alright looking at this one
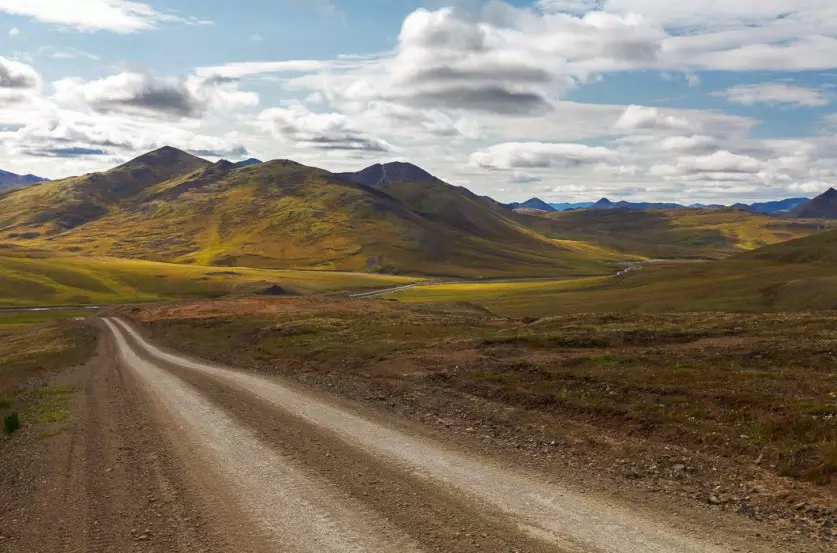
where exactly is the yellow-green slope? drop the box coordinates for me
[513,208,834,260]
[1,149,627,278]
[0,245,419,307]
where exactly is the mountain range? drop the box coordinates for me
[0,170,47,191]
[1,147,834,279]
[0,147,624,278]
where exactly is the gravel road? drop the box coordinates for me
[0,318,786,552]
[105,317,765,553]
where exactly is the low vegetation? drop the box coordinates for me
[0,243,420,307]
[3,411,19,434]
[131,297,837,487]
[514,208,835,260]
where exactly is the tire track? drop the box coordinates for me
[104,319,424,553]
[109,317,736,553]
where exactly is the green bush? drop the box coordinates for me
[3,411,20,434]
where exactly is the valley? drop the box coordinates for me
[2,147,837,552]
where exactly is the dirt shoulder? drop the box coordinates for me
[0,323,256,553]
[126,297,837,551]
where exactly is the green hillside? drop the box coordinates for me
[0,148,627,278]
[390,230,837,316]
[0,244,419,307]
[512,208,833,259]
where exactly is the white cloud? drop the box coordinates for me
[614,105,694,132]
[195,60,331,80]
[53,72,259,118]
[717,83,829,108]
[470,142,617,169]
[0,0,208,33]
[8,26,19,36]
[0,56,40,90]
[649,151,765,178]
[257,104,392,152]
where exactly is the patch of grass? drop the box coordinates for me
[25,386,74,399]
[35,428,63,440]
[0,397,10,410]
[27,387,74,425]
[592,354,634,366]
[3,411,20,434]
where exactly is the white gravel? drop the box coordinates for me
[104,319,424,553]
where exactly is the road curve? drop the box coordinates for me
[106,317,739,553]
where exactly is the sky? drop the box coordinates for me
[1,1,837,204]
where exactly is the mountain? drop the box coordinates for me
[236,158,262,167]
[591,198,685,210]
[789,188,837,219]
[746,197,809,214]
[337,162,438,188]
[501,198,556,212]
[0,148,624,278]
[550,202,594,211]
[0,170,47,191]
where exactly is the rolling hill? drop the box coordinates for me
[390,229,837,316]
[509,207,833,260]
[0,148,627,279]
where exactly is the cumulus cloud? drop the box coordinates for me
[0,0,209,33]
[649,151,765,178]
[53,72,258,118]
[0,57,40,89]
[8,26,19,36]
[470,142,617,170]
[614,105,694,132]
[717,83,830,108]
[257,105,391,152]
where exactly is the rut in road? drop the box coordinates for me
[104,319,423,553]
[108,318,734,553]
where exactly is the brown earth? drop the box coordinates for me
[1,308,835,552]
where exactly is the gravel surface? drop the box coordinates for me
[110,317,776,553]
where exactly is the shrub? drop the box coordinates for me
[3,412,20,434]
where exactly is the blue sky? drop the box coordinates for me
[0,0,836,204]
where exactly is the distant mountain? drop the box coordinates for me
[550,202,594,211]
[746,197,809,214]
[337,162,438,188]
[0,170,47,191]
[236,158,262,167]
[790,188,837,219]
[591,198,685,210]
[501,198,556,212]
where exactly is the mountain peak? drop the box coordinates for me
[127,146,205,168]
[336,161,439,188]
[790,186,837,219]
[236,158,263,167]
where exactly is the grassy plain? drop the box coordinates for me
[0,244,421,307]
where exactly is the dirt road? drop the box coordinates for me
[0,319,802,552]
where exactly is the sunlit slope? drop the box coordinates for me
[391,230,837,315]
[1,149,628,278]
[0,245,420,307]
[512,208,834,260]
